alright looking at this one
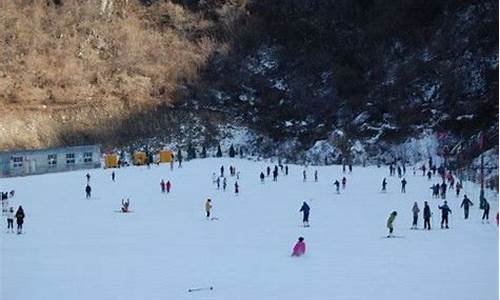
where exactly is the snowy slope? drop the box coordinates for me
[1,158,498,300]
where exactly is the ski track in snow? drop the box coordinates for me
[1,158,498,300]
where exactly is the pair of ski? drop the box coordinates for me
[188,286,213,292]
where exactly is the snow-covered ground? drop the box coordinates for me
[1,158,498,300]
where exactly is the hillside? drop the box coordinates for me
[0,1,498,169]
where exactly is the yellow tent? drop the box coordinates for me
[104,154,118,168]
[133,151,147,165]
[159,150,173,163]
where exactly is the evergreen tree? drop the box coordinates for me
[216,144,222,157]
[229,144,236,158]
[201,146,207,158]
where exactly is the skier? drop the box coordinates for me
[401,178,407,193]
[341,177,347,189]
[460,195,473,219]
[111,171,115,182]
[273,169,278,182]
[216,177,220,189]
[411,202,420,229]
[285,165,289,175]
[496,212,499,227]
[160,180,165,193]
[397,166,402,178]
[15,205,25,234]
[235,181,239,195]
[220,165,224,177]
[86,173,91,183]
[334,180,340,193]
[423,201,431,230]
[381,178,387,192]
[343,164,346,173]
[427,171,432,180]
[85,184,92,199]
[1,194,8,215]
[236,171,240,180]
[303,170,307,182]
[348,164,353,173]
[170,160,174,171]
[455,181,462,197]
[121,199,130,213]
[205,199,212,219]
[222,178,227,191]
[166,180,171,193]
[291,237,306,257]
[389,164,394,176]
[6,207,14,233]
[267,166,271,177]
[481,198,490,223]
[299,201,310,227]
[422,165,426,176]
[387,211,397,237]
[438,201,452,229]
[440,182,447,199]
[260,172,265,183]
[314,170,318,182]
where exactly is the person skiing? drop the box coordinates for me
[496,212,499,227]
[160,180,166,193]
[303,170,307,182]
[314,170,318,182]
[423,201,431,230]
[411,202,420,229]
[381,178,387,192]
[401,178,407,193]
[285,165,289,175]
[6,207,14,233]
[1,194,8,215]
[455,181,462,197]
[216,177,220,189]
[260,172,265,183]
[481,198,490,223]
[235,181,239,195]
[85,184,92,199]
[440,182,447,199]
[397,166,402,178]
[427,170,432,180]
[166,180,171,193]
[273,169,278,182]
[334,180,340,193]
[220,165,224,177]
[121,199,130,213]
[438,201,452,229]
[111,171,115,182]
[460,195,473,219]
[348,164,353,173]
[170,159,174,171]
[422,165,426,176]
[291,237,306,257]
[341,177,347,189]
[389,164,394,176]
[223,178,227,191]
[205,199,212,219]
[86,173,91,183]
[387,211,397,237]
[299,201,310,227]
[266,166,271,177]
[15,205,25,234]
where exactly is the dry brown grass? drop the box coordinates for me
[0,0,230,150]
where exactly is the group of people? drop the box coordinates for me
[160,180,172,193]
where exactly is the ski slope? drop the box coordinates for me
[1,158,498,300]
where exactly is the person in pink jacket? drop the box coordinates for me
[291,237,306,257]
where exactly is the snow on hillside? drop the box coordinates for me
[1,158,498,300]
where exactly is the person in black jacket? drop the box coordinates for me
[460,195,473,219]
[381,178,387,192]
[423,201,432,230]
[401,178,407,193]
[260,172,265,183]
[438,201,452,229]
[15,205,25,234]
[481,199,490,222]
[300,201,310,227]
[85,184,92,199]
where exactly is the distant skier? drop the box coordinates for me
[121,199,130,213]
[1,194,8,215]
[334,180,340,193]
[303,170,307,182]
[111,171,115,182]
[85,184,92,199]
[216,177,220,189]
[438,201,452,229]
[440,182,447,199]
[170,160,174,171]
[223,178,227,191]
[348,164,353,173]
[481,198,490,223]
[220,165,224,177]
[235,181,239,195]
[455,181,462,197]
[422,165,426,176]
[166,180,171,193]
[343,164,346,173]
[205,199,212,219]
[341,177,346,189]
[387,211,397,237]
[285,165,289,175]
[411,202,420,229]
[260,172,265,183]
[273,169,278,182]
[236,171,240,180]
[314,170,318,182]
[381,178,387,192]
[299,201,310,227]
[86,173,91,183]
[15,205,25,234]
[389,164,394,176]
[460,195,473,219]
[291,237,306,257]
[160,180,165,193]
[267,166,271,177]
[427,171,432,180]
[422,201,431,230]
[6,207,14,233]
[401,178,407,193]
[397,166,402,178]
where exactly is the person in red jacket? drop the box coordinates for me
[166,180,171,193]
[291,237,306,257]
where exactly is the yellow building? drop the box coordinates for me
[104,154,118,168]
[133,151,147,165]
[159,150,173,163]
